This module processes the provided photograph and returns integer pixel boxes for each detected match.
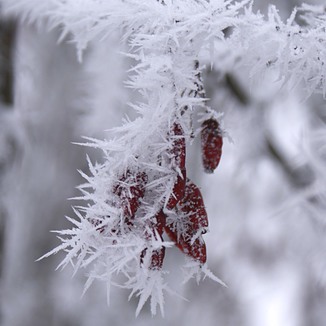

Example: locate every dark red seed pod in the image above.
[149,247,166,269]
[166,168,186,210]
[125,171,148,217]
[164,224,207,265]
[178,178,208,233]
[144,210,166,238]
[141,246,166,270]
[201,118,223,173]
[165,122,187,210]
[113,170,148,220]
[155,209,167,236]
[140,210,167,270]
[188,236,206,265]
[170,122,186,170]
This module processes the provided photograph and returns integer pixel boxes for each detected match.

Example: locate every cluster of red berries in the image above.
[92,118,223,270]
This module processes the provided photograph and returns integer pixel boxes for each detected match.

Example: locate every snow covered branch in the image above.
[4,0,326,317]
[2,1,326,95]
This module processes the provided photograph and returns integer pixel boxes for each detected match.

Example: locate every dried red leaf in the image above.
[201,118,223,173]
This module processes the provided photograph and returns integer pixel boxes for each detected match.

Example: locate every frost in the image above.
[5,0,326,318]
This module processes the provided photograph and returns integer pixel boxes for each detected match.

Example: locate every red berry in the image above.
[201,118,223,173]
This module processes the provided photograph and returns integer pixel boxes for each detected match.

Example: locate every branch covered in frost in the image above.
[9,0,326,316]
[24,0,236,316]
[2,1,326,95]
[220,4,326,97]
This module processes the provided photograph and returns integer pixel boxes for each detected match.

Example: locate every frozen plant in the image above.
[28,0,240,315]
[3,0,326,317]
[38,0,234,315]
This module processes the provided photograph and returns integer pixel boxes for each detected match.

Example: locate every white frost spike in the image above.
[82,273,96,298]
[182,260,227,288]
[126,269,167,317]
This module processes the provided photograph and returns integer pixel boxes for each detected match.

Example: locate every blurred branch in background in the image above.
[0,14,16,290]
[205,68,315,190]
[0,16,15,106]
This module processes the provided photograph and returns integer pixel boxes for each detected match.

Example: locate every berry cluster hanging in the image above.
[97,117,223,273]
[37,0,249,317]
